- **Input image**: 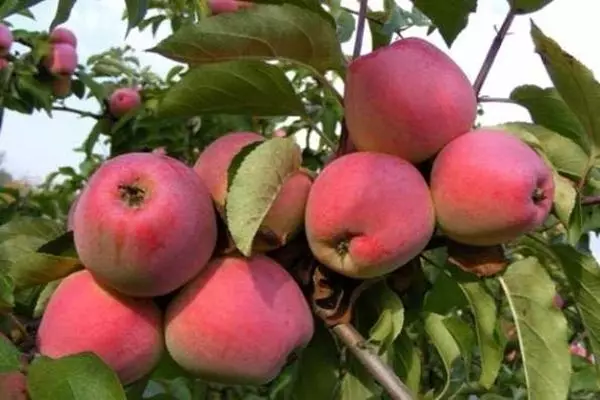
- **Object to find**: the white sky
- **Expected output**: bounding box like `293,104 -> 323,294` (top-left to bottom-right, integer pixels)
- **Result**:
1,0 -> 599,256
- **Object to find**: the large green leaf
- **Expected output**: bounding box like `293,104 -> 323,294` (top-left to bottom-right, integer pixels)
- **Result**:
499,257 -> 570,400
366,282 -> 404,359
150,4 -> 344,72
124,0 -> 149,33
158,61 -> 305,118
507,0 -> 554,14
50,0 -> 76,30
27,353 -> 126,400
409,0 -> 476,47
552,244 -> 600,384
0,271 -> 14,310
530,23 -> 600,157
423,313 -> 461,400
0,217 -> 63,242
393,332 -> 422,397
225,137 -> 302,256
0,334 -> 22,373
510,85 -> 589,155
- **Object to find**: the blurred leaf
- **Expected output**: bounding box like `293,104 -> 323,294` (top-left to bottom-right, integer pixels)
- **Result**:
32,279 -> 61,318
443,316 -> 475,367
0,272 -> 14,310
509,86 -> 589,155
28,353 -> 126,400
568,196 -> 584,245
339,358 -> 381,400
0,217 -> 63,242
336,10 -> 355,43
368,11 -> 393,50
226,137 -> 302,256
125,0 -> 149,33
553,244 -> 600,384
507,0 -> 554,14
423,313 -> 460,399
553,173 -> 577,226
150,4 -> 344,72
499,257 -> 570,400
289,322 -> 339,400
570,364 -> 600,393
409,0 -> 476,46
367,282 -> 404,357
0,334 -> 22,373
50,0 -> 76,29
0,0 -> 45,19
393,332 -> 421,397
159,61 -> 305,118
531,23 -> 600,157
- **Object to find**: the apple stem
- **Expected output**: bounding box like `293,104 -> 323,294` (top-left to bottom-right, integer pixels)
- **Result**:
352,0 -> 369,60
331,323 -> 415,400
473,8 -> 516,95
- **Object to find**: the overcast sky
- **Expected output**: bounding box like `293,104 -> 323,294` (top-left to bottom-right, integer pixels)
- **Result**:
1,0 -> 599,254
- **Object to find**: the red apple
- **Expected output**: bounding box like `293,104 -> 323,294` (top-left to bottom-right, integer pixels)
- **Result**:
49,26 -> 77,48
0,24 -> 13,57
109,87 -> 142,118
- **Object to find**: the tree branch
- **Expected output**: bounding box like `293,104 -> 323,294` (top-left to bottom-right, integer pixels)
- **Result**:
582,195 -> 600,206
331,324 -> 415,400
478,96 -> 519,105
52,105 -> 102,119
473,9 -> 516,95
352,0 -> 369,60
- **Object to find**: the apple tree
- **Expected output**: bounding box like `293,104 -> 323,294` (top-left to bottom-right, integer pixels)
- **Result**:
0,0 -> 599,399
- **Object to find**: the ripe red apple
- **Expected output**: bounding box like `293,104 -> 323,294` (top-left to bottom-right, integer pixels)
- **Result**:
44,43 -> 78,77
165,255 -> 314,385
109,87 -> 142,118
344,37 -> 477,163
0,58 -> 9,71
49,26 -> 77,48
194,132 -> 312,251
73,152 -> 218,297
37,270 -> 164,385
0,24 -> 13,57
305,152 -> 435,279
430,129 -> 555,246
208,0 -> 253,14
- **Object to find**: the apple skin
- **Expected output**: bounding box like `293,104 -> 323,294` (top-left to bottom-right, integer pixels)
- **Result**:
109,88 -> 142,118
73,152 -> 218,297
208,0 -> 253,14
305,151 -> 435,279
37,270 -> 164,385
0,372 -> 27,400
0,24 -> 13,57
165,254 -> 314,385
430,129 -> 555,246
0,58 -> 9,71
44,43 -> 78,77
49,26 -> 77,48
52,76 -> 71,98
344,37 -> 477,164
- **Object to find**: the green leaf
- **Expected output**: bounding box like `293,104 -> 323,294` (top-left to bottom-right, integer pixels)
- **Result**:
125,0 -> 149,33
423,313 -> 461,399
33,280 -> 62,318
530,23 -> 600,157
338,359 -> 381,400
507,0 -> 554,14
393,332 -> 422,397
367,283 -> 404,357
28,353 -> 126,400
225,137 -> 302,256
568,196 -> 584,245
0,334 -> 22,373
443,315 -> 475,368
336,11 -> 355,43
289,322 -> 339,400
553,173 -> 577,227
158,61 -> 305,118
50,0 -> 76,30
509,86 -> 589,155
553,244 -> 600,385
409,0 -> 476,47
0,272 -> 15,310
499,257 -> 570,400
150,4 -> 344,72
0,217 -> 63,243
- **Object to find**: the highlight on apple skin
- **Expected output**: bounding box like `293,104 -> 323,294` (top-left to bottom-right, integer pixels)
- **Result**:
0,24 -> 13,57
37,270 -> 164,385
430,129 -> 555,246
109,87 -> 142,118
49,26 -> 77,48
44,43 -> 78,77
344,37 -> 477,164
305,151 -> 436,279
73,152 -> 218,297
208,0 -> 254,15
165,254 -> 314,385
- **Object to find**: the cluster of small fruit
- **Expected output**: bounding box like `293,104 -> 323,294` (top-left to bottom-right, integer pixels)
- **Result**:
303,36 -> 556,280
37,139 -> 316,387
0,23 -> 79,98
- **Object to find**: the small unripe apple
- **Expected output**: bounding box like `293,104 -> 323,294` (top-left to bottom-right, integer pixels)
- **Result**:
109,87 -> 142,118
44,43 -> 78,77
0,24 -> 13,57
344,37 -> 477,163
49,26 -> 77,48
430,129 -> 555,246
208,0 -> 253,14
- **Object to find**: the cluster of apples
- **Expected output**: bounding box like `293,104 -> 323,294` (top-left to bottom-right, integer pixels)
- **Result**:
43,26 -> 79,98
37,145 -> 314,386
0,23 -> 13,71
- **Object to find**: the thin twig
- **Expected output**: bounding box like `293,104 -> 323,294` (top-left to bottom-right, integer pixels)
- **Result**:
473,9 -> 516,95
52,105 -> 102,119
343,7 -> 405,39
352,0 -> 369,60
582,195 -> 600,206
331,324 -> 415,400
478,97 -> 519,105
